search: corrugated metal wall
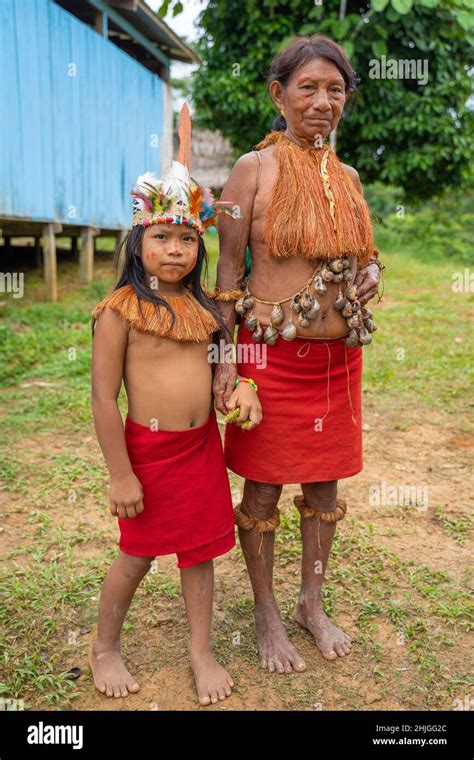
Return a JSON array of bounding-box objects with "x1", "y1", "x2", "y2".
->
[{"x1": 0, "y1": 0, "x2": 165, "y2": 230}]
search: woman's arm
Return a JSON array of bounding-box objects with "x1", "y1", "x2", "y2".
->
[
  {"x1": 216, "y1": 152, "x2": 260, "y2": 334},
  {"x1": 213, "y1": 152, "x2": 260, "y2": 413},
  {"x1": 345, "y1": 167, "x2": 381, "y2": 305},
  {"x1": 92, "y1": 308, "x2": 144, "y2": 519}
]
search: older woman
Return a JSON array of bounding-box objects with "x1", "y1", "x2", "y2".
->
[{"x1": 213, "y1": 34, "x2": 382, "y2": 673}]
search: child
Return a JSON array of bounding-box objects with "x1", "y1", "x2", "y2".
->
[{"x1": 89, "y1": 106, "x2": 262, "y2": 706}]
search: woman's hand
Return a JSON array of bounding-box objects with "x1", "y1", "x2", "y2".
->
[
  {"x1": 213, "y1": 361, "x2": 238, "y2": 414},
  {"x1": 109, "y1": 472, "x2": 144, "y2": 519},
  {"x1": 354, "y1": 262, "x2": 380, "y2": 306},
  {"x1": 225, "y1": 381, "x2": 262, "y2": 431}
]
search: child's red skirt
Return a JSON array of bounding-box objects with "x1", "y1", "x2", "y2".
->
[
  {"x1": 224, "y1": 322, "x2": 363, "y2": 484},
  {"x1": 119, "y1": 409, "x2": 235, "y2": 568}
]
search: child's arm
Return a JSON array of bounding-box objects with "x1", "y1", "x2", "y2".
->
[{"x1": 92, "y1": 307, "x2": 144, "y2": 520}]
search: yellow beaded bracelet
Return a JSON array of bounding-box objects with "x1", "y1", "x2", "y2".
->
[{"x1": 235, "y1": 377, "x2": 258, "y2": 392}]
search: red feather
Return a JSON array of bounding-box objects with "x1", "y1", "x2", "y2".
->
[{"x1": 178, "y1": 102, "x2": 192, "y2": 172}]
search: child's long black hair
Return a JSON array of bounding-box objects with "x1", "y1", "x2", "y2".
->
[{"x1": 91, "y1": 225, "x2": 231, "y2": 342}]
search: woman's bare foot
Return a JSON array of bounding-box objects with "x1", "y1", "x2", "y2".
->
[
  {"x1": 255, "y1": 599, "x2": 307, "y2": 674},
  {"x1": 293, "y1": 599, "x2": 352, "y2": 661},
  {"x1": 88, "y1": 640, "x2": 140, "y2": 698},
  {"x1": 189, "y1": 646, "x2": 234, "y2": 706}
]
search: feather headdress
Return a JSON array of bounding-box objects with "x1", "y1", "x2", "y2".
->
[{"x1": 131, "y1": 102, "x2": 240, "y2": 235}]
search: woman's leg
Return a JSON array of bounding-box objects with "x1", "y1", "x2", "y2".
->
[
  {"x1": 89, "y1": 550, "x2": 154, "y2": 697},
  {"x1": 236, "y1": 479, "x2": 307, "y2": 674},
  {"x1": 180, "y1": 559, "x2": 234, "y2": 706},
  {"x1": 294, "y1": 480, "x2": 352, "y2": 660}
]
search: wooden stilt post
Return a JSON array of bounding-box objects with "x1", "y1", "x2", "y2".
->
[
  {"x1": 115, "y1": 229, "x2": 127, "y2": 271},
  {"x1": 116, "y1": 229, "x2": 127, "y2": 249},
  {"x1": 79, "y1": 227, "x2": 94, "y2": 284},
  {"x1": 34, "y1": 236, "x2": 42, "y2": 268},
  {"x1": 115, "y1": 229, "x2": 127, "y2": 259},
  {"x1": 42, "y1": 223, "x2": 57, "y2": 301},
  {"x1": 4, "y1": 236, "x2": 12, "y2": 260}
]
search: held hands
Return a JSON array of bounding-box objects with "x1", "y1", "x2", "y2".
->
[
  {"x1": 225, "y1": 377, "x2": 262, "y2": 431},
  {"x1": 109, "y1": 472, "x2": 144, "y2": 519},
  {"x1": 213, "y1": 361, "x2": 238, "y2": 415},
  {"x1": 354, "y1": 262, "x2": 380, "y2": 306}
]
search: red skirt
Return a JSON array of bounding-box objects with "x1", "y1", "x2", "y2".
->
[
  {"x1": 224, "y1": 322, "x2": 363, "y2": 484},
  {"x1": 119, "y1": 409, "x2": 235, "y2": 565}
]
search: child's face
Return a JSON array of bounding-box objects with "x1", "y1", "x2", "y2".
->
[{"x1": 141, "y1": 223, "x2": 199, "y2": 285}]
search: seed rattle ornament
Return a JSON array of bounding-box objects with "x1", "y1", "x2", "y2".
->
[
  {"x1": 234, "y1": 256, "x2": 379, "y2": 347},
  {"x1": 224, "y1": 408, "x2": 251, "y2": 429}
]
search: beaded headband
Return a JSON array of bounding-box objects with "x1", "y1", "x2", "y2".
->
[{"x1": 131, "y1": 103, "x2": 240, "y2": 235}]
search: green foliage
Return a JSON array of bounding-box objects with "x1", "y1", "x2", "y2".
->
[
  {"x1": 0, "y1": 553, "x2": 104, "y2": 706},
  {"x1": 363, "y1": 181, "x2": 405, "y2": 220},
  {"x1": 173, "y1": 0, "x2": 473, "y2": 202},
  {"x1": 362, "y1": 182, "x2": 474, "y2": 264},
  {"x1": 381, "y1": 187, "x2": 474, "y2": 264},
  {"x1": 158, "y1": 0, "x2": 184, "y2": 17},
  {"x1": 0, "y1": 303, "x2": 91, "y2": 387}
]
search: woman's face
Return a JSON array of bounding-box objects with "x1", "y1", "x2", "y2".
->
[
  {"x1": 270, "y1": 57, "x2": 346, "y2": 143},
  {"x1": 140, "y1": 223, "x2": 199, "y2": 286}
]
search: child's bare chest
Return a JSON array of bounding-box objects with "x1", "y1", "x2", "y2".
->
[
  {"x1": 123, "y1": 328, "x2": 214, "y2": 428},
  {"x1": 127, "y1": 327, "x2": 209, "y2": 354},
  {"x1": 124, "y1": 328, "x2": 211, "y2": 380}
]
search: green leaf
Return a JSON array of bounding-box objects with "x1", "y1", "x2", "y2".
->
[
  {"x1": 342, "y1": 40, "x2": 354, "y2": 59},
  {"x1": 158, "y1": 0, "x2": 171, "y2": 18},
  {"x1": 456, "y1": 11, "x2": 474, "y2": 31},
  {"x1": 391, "y1": 0, "x2": 413, "y2": 14},
  {"x1": 372, "y1": 40, "x2": 388, "y2": 57},
  {"x1": 386, "y1": 7, "x2": 400, "y2": 21},
  {"x1": 374, "y1": 23, "x2": 389, "y2": 38},
  {"x1": 371, "y1": 0, "x2": 390, "y2": 11},
  {"x1": 332, "y1": 17, "x2": 351, "y2": 39},
  {"x1": 418, "y1": 0, "x2": 439, "y2": 7}
]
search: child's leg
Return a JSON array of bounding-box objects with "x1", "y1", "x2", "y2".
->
[
  {"x1": 180, "y1": 559, "x2": 234, "y2": 706},
  {"x1": 89, "y1": 550, "x2": 154, "y2": 698}
]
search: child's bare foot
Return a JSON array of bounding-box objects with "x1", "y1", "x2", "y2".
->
[
  {"x1": 88, "y1": 641, "x2": 140, "y2": 698},
  {"x1": 189, "y1": 646, "x2": 234, "y2": 706}
]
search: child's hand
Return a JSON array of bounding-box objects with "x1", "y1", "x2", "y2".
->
[
  {"x1": 109, "y1": 473, "x2": 144, "y2": 519},
  {"x1": 226, "y1": 380, "x2": 262, "y2": 431}
]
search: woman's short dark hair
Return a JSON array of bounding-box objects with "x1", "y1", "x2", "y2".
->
[{"x1": 266, "y1": 33, "x2": 360, "y2": 131}]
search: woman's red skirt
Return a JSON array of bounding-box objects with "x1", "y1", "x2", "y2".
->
[
  {"x1": 119, "y1": 409, "x2": 235, "y2": 566},
  {"x1": 224, "y1": 322, "x2": 363, "y2": 484}
]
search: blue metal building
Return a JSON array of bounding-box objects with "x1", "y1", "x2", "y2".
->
[{"x1": 0, "y1": 0, "x2": 198, "y2": 298}]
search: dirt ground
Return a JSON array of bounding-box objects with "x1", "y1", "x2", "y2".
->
[{"x1": 1, "y1": 394, "x2": 472, "y2": 711}]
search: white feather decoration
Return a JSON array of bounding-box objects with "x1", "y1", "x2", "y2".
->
[
  {"x1": 161, "y1": 161, "x2": 191, "y2": 206},
  {"x1": 133, "y1": 171, "x2": 162, "y2": 197}
]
